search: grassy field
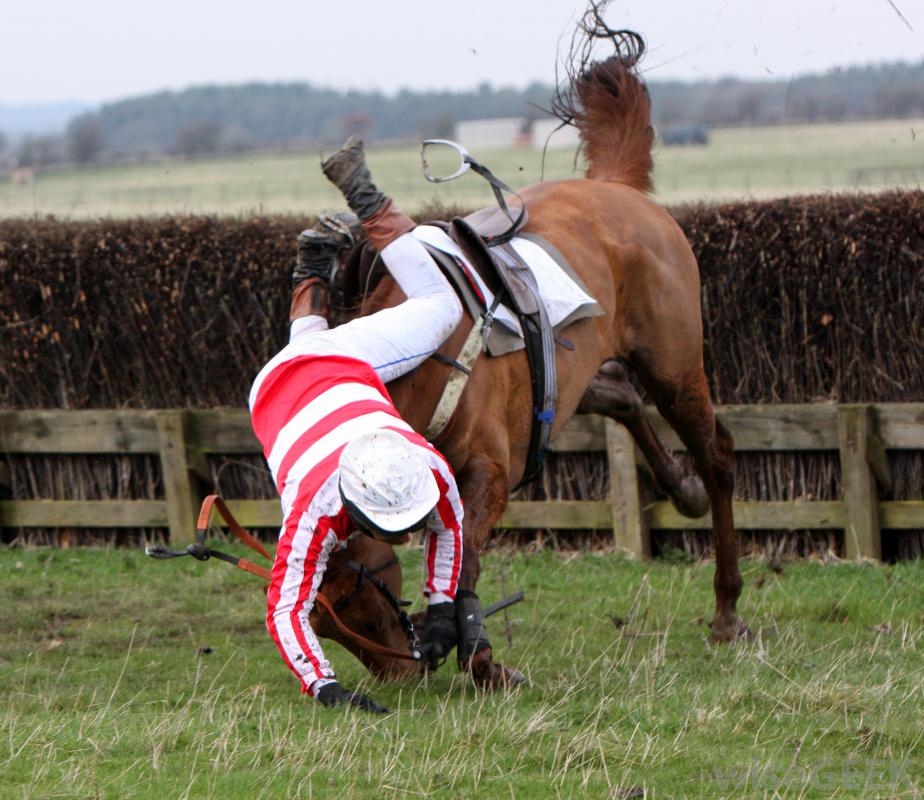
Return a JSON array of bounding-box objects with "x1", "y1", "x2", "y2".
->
[
  {"x1": 2, "y1": 545, "x2": 923, "y2": 799},
  {"x1": 1, "y1": 118, "x2": 922, "y2": 219}
]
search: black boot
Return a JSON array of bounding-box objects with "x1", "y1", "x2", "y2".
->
[
  {"x1": 320, "y1": 135, "x2": 387, "y2": 220},
  {"x1": 456, "y1": 590, "x2": 491, "y2": 668}
]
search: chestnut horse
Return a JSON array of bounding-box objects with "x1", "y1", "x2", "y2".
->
[{"x1": 317, "y1": 24, "x2": 744, "y2": 688}]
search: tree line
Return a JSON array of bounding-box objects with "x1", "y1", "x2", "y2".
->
[{"x1": 3, "y1": 59, "x2": 923, "y2": 168}]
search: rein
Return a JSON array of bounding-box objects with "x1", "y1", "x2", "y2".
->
[{"x1": 146, "y1": 494, "x2": 422, "y2": 662}]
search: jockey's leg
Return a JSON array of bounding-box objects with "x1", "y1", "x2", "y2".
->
[
  {"x1": 321, "y1": 134, "x2": 415, "y2": 252},
  {"x1": 320, "y1": 135, "x2": 462, "y2": 384}
]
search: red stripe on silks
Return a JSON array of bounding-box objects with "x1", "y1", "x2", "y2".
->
[
  {"x1": 275, "y1": 399, "x2": 404, "y2": 492},
  {"x1": 432, "y1": 469, "x2": 463, "y2": 598},
  {"x1": 426, "y1": 529, "x2": 439, "y2": 595},
  {"x1": 289, "y1": 515, "x2": 335, "y2": 679},
  {"x1": 266, "y1": 447, "x2": 348, "y2": 692},
  {"x1": 266, "y1": 521, "x2": 308, "y2": 692},
  {"x1": 265, "y1": 595, "x2": 305, "y2": 691},
  {"x1": 251, "y1": 354, "x2": 390, "y2": 457},
  {"x1": 332, "y1": 504, "x2": 354, "y2": 542},
  {"x1": 290, "y1": 448, "x2": 349, "y2": 522}
]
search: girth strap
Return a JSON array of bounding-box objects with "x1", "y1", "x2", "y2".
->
[
  {"x1": 424, "y1": 293, "x2": 501, "y2": 442},
  {"x1": 488, "y1": 241, "x2": 557, "y2": 488}
]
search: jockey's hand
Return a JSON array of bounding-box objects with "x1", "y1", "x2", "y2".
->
[
  {"x1": 316, "y1": 681, "x2": 390, "y2": 714},
  {"x1": 417, "y1": 601, "x2": 458, "y2": 670}
]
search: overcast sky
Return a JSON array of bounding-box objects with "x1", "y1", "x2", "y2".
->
[{"x1": 3, "y1": 0, "x2": 922, "y2": 105}]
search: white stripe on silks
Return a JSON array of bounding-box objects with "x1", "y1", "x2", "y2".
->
[
  {"x1": 266, "y1": 382, "x2": 388, "y2": 479},
  {"x1": 278, "y1": 410, "x2": 414, "y2": 506},
  {"x1": 249, "y1": 332, "x2": 333, "y2": 411},
  {"x1": 273, "y1": 504, "x2": 340, "y2": 682}
]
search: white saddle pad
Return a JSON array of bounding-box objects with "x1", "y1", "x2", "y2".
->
[{"x1": 412, "y1": 225, "x2": 598, "y2": 339}]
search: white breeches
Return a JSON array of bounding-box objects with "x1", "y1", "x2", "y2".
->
[{"x1": 285, "y1": 233, "x2": 463, "y2": 384}]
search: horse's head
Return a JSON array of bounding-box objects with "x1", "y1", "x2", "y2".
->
[{"x1": 311, "y1": 532, "x2": 419, "y2": 680}]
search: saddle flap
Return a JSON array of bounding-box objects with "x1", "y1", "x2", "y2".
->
[
  {"x1": 458, "y1": 204, "x2": 529, "y2": 244},
  {"x1": 450, "y1": 215, "x2": 539, "y2": 316}
]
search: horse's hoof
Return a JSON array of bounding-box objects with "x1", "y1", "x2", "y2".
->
[
  {"x1": 671, "y1": 475, "x2": 710, "y2": 519},
  {"x1": 709, "y1": 614, "x2": 752, "y2": 643},
  {"x1": 467, "y1": 648, "x2": 526, "y2": 690},
  {"x1": 475, "y1": 663, "x2": 526, "y2": 691}
]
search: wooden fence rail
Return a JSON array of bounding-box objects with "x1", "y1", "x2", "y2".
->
[{"x1": 1, "y1": 404, "x2": 922, "y2": 560}]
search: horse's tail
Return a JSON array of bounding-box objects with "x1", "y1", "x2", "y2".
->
[{"x1": 551, "y1": 4, "x2": 653, "y2": 192}]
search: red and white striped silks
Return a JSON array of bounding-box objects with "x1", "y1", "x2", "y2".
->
[
  {"x1": 250, "y1": 352, "x2": 463, "y2": 694},
  {"x1": 249, "y1": 231, "x2": 464, "y2": 695}
]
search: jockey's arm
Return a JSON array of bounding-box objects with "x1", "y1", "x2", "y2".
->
[
  {"x1": 265, "y1": 512, "x2": 340, "y2": 698},
  {"x1": 422, "y1": 460, "x2": 464, "y2": 603}
]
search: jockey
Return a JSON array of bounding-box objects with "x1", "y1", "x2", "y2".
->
[{"x1": 249, "y1": 135, "x2": 464, "y2": 713}]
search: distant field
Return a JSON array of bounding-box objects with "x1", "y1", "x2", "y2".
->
[{"x1": 1, "y1": 118, "x2": 922, "y2": 219}]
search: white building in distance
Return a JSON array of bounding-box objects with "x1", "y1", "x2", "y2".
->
[{"x1": 454, "y1": 116, "x2": 581, "y2": 151}]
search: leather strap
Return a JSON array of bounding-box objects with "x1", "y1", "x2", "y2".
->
[
  {"x1": 314, "y1": 592, "x2": 419, "y2": 661},
  {"x1": 196, "y1": 494, "x2": 272, "y2": 561}
]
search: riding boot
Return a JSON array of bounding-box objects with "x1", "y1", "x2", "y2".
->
[
  {"x1": 361, "y1": 197, "x2": 415, "y2": 252},
  {"x1": 321, "y1": 135, "x2": 415, "y2": 250},
  {"x1": 289, "y1": 278, "x2": 329, "y2": 321},
  {"x1": 455, "y1": 589, "x2": 491, "y2": 669},
  {"x1": 321, "y1": 134, "x2": 388, "y2": 221}
]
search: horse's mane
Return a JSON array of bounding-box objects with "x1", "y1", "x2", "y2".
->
[{"x1": 550, "y1": 1, "x2": 653, "y2": 192}]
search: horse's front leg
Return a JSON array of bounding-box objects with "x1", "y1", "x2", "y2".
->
[{"x1": 454, "y1": 453, "x2": 526, "y2": 689}]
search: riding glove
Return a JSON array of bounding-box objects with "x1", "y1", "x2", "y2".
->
[
  {"x1": 315, "y1": 681, "x2": 390, "y2": 714},
  {"x1": 417, "y1": 601, "x2": 459, "y2": 669}
]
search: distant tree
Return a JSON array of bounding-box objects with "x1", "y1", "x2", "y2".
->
[
  {"x1": 424, "y1": 112, "x2": 456, "y2": 140},
  {"x1": 0, "y1": 130, "x2": 7, "y2": 158},
  {"x1": 220, "y1": 123, "x2": 254, "y2": 154},
  {"x1": 789, "y1": 93, "x2": 820, "y2": 122},
  {"x1": 735, "y1": 87, "x2": 764, "y2": 126},
  {"x1": 67, "y1": 115, "x2": 104, "y2": 163},
  {"x1": 174, "y1": 120, "x2": 222, "y2": 157},
  {"x1": 341, "y1": 111, "x2": 373, "y2": 139},
  {"x1": 16, "y1": 134, "x2": 64, "y2": 167},
  {"x1": 874, "y1": 85, "x2": 924, "y2": 118}
]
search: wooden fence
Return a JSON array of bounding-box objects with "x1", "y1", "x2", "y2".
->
[{"x1": 1, "y1": 404, "x2": 922, "y2": 560}]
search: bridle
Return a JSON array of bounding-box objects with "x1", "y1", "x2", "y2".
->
[
  {"x1": 146, "y1": 494, "x2": 421, "y2": 662},
  {"x1": 320, "y1": 556, "x2": 420, "y2": 660}
]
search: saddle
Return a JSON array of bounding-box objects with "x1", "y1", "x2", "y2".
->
[{"x1": 427, "y1": 205, "x2": 558, "y2": 490}]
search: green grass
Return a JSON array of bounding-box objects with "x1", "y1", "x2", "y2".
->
[
  {"x1": 2, "y1": 545, "x2": 923, "y2": 798},
  {"x1": 2, "y1": 118, "x2": 922, "y2": 219}
]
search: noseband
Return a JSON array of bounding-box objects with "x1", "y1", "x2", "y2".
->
[{"x1": 324, "y1": 556, "x2": 420, "y2": 659}]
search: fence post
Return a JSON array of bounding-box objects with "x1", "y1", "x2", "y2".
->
[
  {"x1": 156, "y1": 411, "x2": 199, "y2": 543},
  {"x1": 837, "y1": 404, "x2": 881, "y2": 561},
  {"x1": 605, "y1": 418, "x2": 650, "y2": 559}
]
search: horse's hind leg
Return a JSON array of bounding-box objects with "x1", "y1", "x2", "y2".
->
[
  {"x1": 634, "y1": 362, "x2": 748, "y2": 642},
  {"x1": 578, "y1": 360, "x2": 710, "y2": 518}
]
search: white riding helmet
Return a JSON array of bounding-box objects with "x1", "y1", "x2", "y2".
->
[{"x1": 338, "y1": 429, "x2": 439, "y2": 535}]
